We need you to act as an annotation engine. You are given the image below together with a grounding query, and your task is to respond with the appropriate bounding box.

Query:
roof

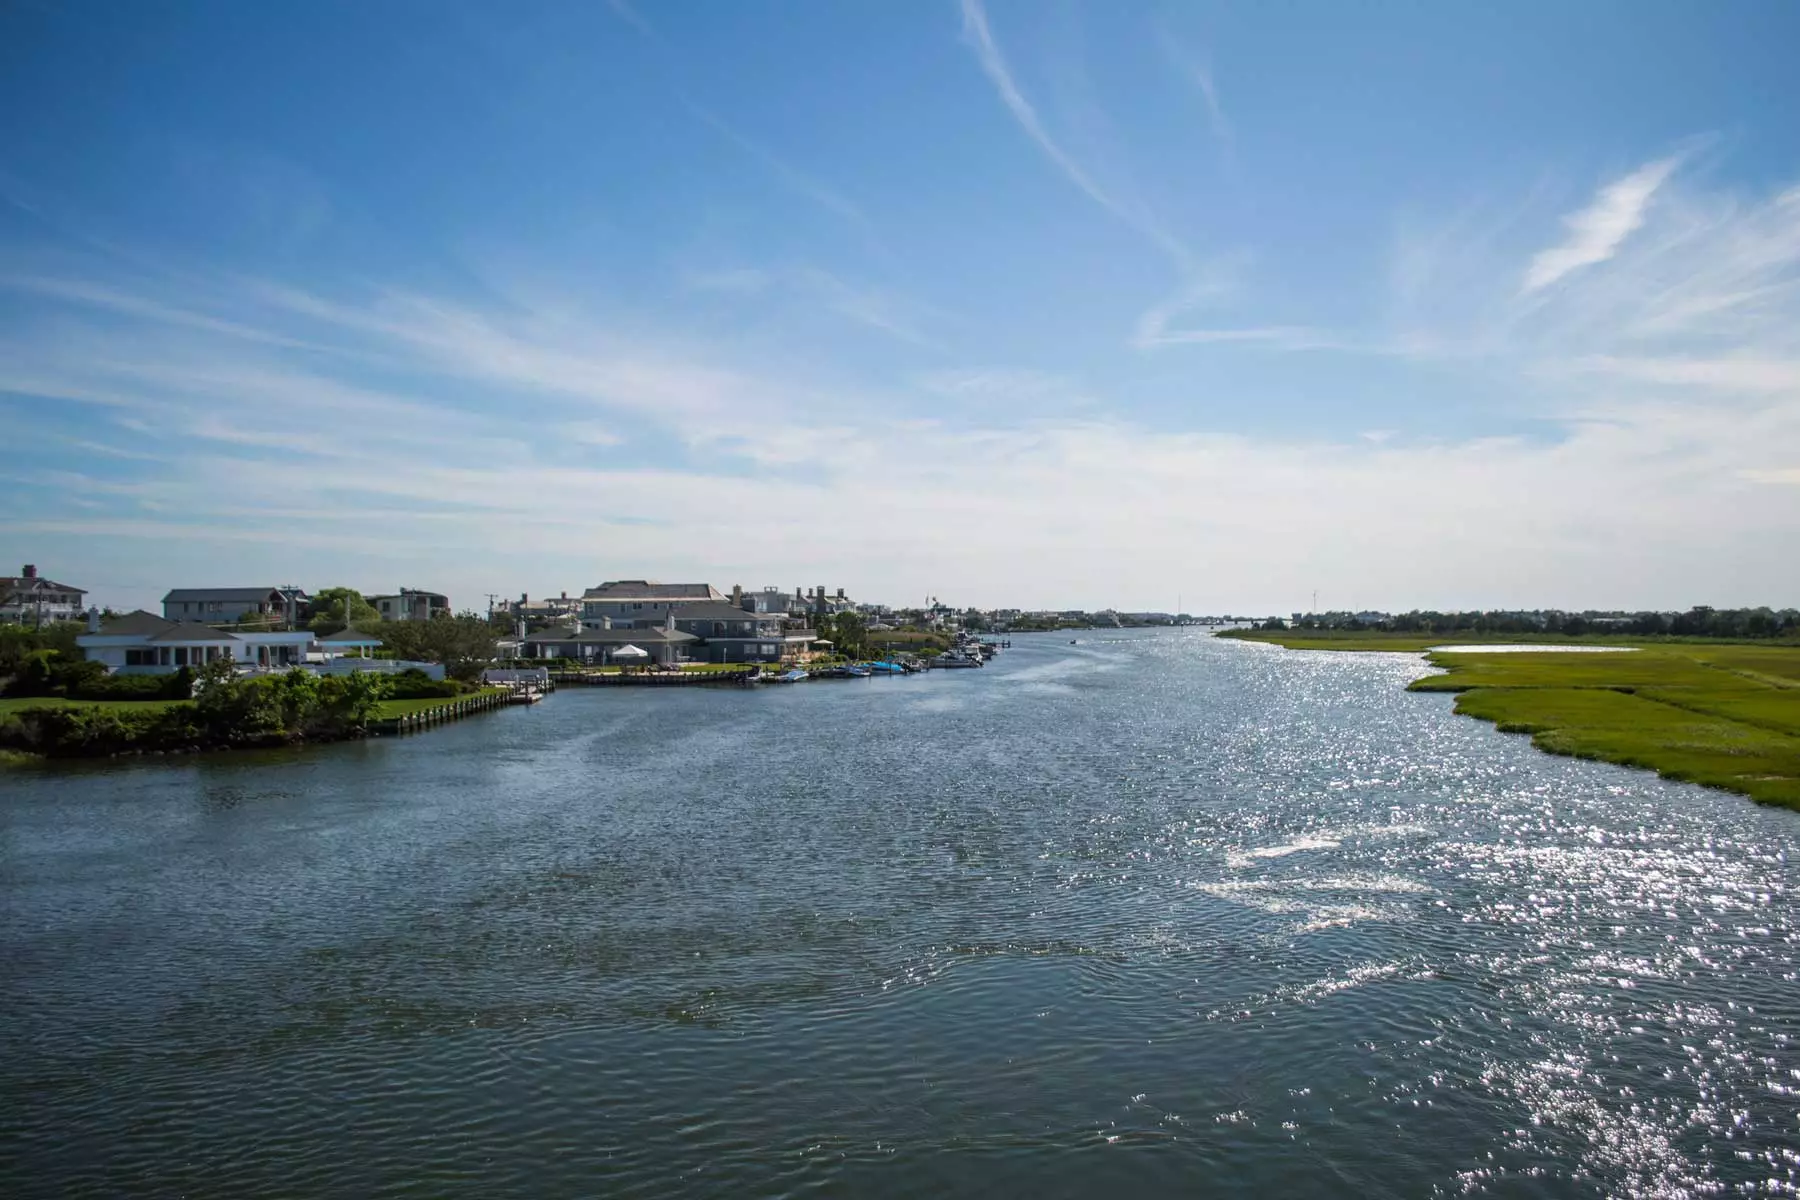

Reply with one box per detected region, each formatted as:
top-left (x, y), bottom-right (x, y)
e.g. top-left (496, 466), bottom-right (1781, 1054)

top-left (523, 626), bottom-right (698, 645)
top-left (148, 622), bottom-right (245, 644)
top-left (86, 610), bottom-right (175, 638)
top-left (162, 587), bottom-right (291, 604)
top-left (319, 627), bottom-right (385, 643)
top-left (0, 576), bottom-right (84, 594)
top-left (579, 580), bottom-right (725, 602)
top-left (669, 602), bottom-right (779, 622)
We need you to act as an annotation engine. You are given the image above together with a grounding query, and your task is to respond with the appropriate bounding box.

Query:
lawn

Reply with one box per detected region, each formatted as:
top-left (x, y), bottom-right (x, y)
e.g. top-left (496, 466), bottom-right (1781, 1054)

top-left (373, 688), bottom-right (507, 720)
top-left (1220, 633), bottom-right (1800, 810)
top-left (0, 696), bottom-right (187, 715)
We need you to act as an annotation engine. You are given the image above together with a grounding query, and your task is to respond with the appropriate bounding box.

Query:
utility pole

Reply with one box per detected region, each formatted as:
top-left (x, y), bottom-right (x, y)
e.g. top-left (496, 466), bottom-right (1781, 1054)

top-left (486, 592), bottom-right (501, 618)
top-left (1312, 589), bottom-right (1318, 615)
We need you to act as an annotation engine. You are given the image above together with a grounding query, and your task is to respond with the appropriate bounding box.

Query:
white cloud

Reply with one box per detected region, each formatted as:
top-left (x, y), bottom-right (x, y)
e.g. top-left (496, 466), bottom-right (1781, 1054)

top-left (958, 0), bottom-right (1188, 265)
top-left (1522, 156), bottom-right (1680, 293)
top-left (6, 153), bottom-right (1800, 614)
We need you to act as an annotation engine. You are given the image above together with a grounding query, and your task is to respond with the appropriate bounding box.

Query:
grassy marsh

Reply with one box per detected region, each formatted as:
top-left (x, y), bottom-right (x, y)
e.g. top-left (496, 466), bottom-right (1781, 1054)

top-left (1221, 630), bottom-right (1800, 809)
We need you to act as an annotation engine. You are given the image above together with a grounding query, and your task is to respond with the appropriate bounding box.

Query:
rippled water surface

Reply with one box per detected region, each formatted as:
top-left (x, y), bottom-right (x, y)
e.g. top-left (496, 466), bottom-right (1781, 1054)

top-left (4, 631), bottom-right (1797, 1198)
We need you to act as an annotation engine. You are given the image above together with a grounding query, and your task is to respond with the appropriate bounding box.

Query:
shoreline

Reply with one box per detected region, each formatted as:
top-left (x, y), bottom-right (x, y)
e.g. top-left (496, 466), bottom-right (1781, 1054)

top-left (1220, 630), bottom-right (1800, 811)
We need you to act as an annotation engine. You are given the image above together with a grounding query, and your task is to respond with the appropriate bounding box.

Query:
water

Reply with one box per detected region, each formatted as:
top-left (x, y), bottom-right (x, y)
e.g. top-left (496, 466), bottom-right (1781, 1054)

top-left (3, 631), bottom-right (1796, 1198)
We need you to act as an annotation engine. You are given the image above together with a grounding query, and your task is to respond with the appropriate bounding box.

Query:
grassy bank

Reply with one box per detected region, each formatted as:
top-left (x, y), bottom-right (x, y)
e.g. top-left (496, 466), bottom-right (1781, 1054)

top-left (374, 688), bottom-right (506, 720)
top-left (1217, 628), bottom-right (1657, 652)
top-left (0, 696), bottom-right (188, 715)
top-left (1219, 631), bottom-right (1800, 809)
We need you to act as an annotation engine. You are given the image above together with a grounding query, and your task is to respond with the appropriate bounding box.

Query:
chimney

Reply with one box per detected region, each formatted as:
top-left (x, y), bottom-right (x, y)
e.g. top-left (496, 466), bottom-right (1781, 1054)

top-left (664, 608), bottom-right (676, 633)
top-left (516, 619), bottom-right (526, 641)
top-left (601, 615), bottom-right (612, 630)
top-left (837, 587), bottom-right (846, 600)
top-left (731, 583), bottom-right (743, 608)
top-left (86, 607), bottom-right (100, 634)
top-left (22, 564), bottom-right (36, 579)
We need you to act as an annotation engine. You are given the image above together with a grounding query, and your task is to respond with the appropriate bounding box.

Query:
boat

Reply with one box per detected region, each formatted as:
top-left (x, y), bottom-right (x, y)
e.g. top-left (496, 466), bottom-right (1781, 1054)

top-left (506, 688), bottom-right (544, 705)
top-left (930, 651), bottom-right (983, 668)
top-left (821, 664), bottom-right (872, 678)
top-left (766, 668), bottom-right (809, 683)
top-left (866, 661), bottom-right (909, 674)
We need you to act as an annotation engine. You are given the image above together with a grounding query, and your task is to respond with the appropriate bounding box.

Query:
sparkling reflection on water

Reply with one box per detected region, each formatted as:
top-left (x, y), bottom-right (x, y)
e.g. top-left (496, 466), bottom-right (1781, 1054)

top-left (2, 631), bottom-right (1796, 1198)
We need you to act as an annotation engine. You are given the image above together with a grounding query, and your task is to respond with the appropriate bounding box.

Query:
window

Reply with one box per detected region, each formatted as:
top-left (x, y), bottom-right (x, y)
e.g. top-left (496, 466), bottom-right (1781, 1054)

top-left (125, 649), bottom-right (155, 666)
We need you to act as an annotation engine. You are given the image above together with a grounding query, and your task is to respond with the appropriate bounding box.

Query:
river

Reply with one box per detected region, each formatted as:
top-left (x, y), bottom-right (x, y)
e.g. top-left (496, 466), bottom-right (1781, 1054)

top-left (3, 630), bottom-right (1796, 1197)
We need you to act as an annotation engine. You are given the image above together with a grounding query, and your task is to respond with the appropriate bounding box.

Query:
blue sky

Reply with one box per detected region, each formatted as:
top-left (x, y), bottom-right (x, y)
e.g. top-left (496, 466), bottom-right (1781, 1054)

top-left (3, 0), bottom-right (1798, 614)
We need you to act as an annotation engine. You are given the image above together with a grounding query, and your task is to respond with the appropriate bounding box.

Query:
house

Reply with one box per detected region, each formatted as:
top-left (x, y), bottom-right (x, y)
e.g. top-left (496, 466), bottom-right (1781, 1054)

top-left (579, 580), bottom-right (726, 627)
top-left (367, 589), bottom-right (449, 622)
top-left (504, 591), bottom-right (582, 626)
top-left (0, 565), bottom-right (87, 625)
top-left (666, 602), bottom-right (817, 663)
top-left (735, 586), bottom-right (800, 615)
top-left (162, 586), bottom-right (308, 627)
top-left (520, 623), bottom-right (698, 666)
top-left (77, 610), bottom-right (314, 673)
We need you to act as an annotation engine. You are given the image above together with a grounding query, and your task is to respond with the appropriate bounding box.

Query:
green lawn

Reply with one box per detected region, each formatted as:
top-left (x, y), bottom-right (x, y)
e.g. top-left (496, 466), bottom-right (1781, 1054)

top-left (0, 696), bottom-right (187, 715)
top-left (1222, 632), bottom-right (1800, 810)
top-left (373, 688), bottom-right (506, 719)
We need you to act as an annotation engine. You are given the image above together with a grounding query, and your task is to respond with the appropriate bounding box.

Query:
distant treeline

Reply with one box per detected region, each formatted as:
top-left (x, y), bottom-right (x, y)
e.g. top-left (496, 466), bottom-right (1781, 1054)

top-left (1288, 607), bottom-right (1800, 639)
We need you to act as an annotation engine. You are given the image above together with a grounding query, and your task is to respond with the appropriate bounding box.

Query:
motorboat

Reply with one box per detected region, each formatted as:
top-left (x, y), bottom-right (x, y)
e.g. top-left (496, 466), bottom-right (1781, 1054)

top-left (930, 651), bottom-right (983, 668)
top-left (766, 668), bottom-right (809, 683)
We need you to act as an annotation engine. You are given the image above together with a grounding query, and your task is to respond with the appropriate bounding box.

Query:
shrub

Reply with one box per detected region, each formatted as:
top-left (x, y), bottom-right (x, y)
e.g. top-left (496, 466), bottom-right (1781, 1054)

top-left (383, 668), bottom-right (462, 700)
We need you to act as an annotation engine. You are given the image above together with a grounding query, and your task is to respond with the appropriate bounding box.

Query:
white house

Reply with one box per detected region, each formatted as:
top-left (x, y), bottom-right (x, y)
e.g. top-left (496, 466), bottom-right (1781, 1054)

top-left (1, 565), bottom-right (86, 625)
top-left (80, 611), bottom-right (321, 674)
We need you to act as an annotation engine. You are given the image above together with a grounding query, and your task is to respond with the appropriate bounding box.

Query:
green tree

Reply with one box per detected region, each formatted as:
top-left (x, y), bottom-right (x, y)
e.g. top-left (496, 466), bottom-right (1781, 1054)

top-left (376, 611), bottom-right (497, 681)
top-left (308, 587), bottom-right (381, 635)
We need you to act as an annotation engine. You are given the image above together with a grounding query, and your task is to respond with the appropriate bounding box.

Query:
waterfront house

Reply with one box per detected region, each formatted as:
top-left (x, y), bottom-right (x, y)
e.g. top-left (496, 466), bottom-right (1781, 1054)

top-left (162, 586), bottom-right (308, 627)
top-left (81, 610), bottom-right (325, 673)
top-left (521, 623), bottom-right (697, 666)
top-left (666, 602), bottom-right (817, 663)
top-left (579, 580), bottom-right (726, 627)
top-left (367, 588), bottom-right (450, 622)
top-left (0, 565), bottom-right (86, 625)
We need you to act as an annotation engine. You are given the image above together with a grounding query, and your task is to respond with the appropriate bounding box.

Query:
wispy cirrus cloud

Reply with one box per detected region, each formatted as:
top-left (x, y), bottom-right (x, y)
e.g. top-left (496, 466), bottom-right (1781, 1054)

top-left (958, 0), bottom-right (1189, 266)
top-left (1522, 156), bottom-right (1681, 293)
top-left (1155, 24), bottom-right (1233, 154)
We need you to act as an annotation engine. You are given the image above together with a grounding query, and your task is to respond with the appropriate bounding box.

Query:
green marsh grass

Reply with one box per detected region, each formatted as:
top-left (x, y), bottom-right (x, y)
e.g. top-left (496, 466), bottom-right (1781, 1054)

top-left (1222, 631), bottom-right (1800, 809)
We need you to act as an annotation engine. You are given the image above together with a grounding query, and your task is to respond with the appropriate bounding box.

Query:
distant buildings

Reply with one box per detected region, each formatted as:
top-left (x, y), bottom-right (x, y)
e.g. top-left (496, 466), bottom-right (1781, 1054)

top-left (162, 587), bottom-right (308, 627)
top-left (504, 592), bottom-right (582, 626)
top-left (368, 589), bottom-right (450, 622)
top-left (0, 564), bottom-right (85, 625)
